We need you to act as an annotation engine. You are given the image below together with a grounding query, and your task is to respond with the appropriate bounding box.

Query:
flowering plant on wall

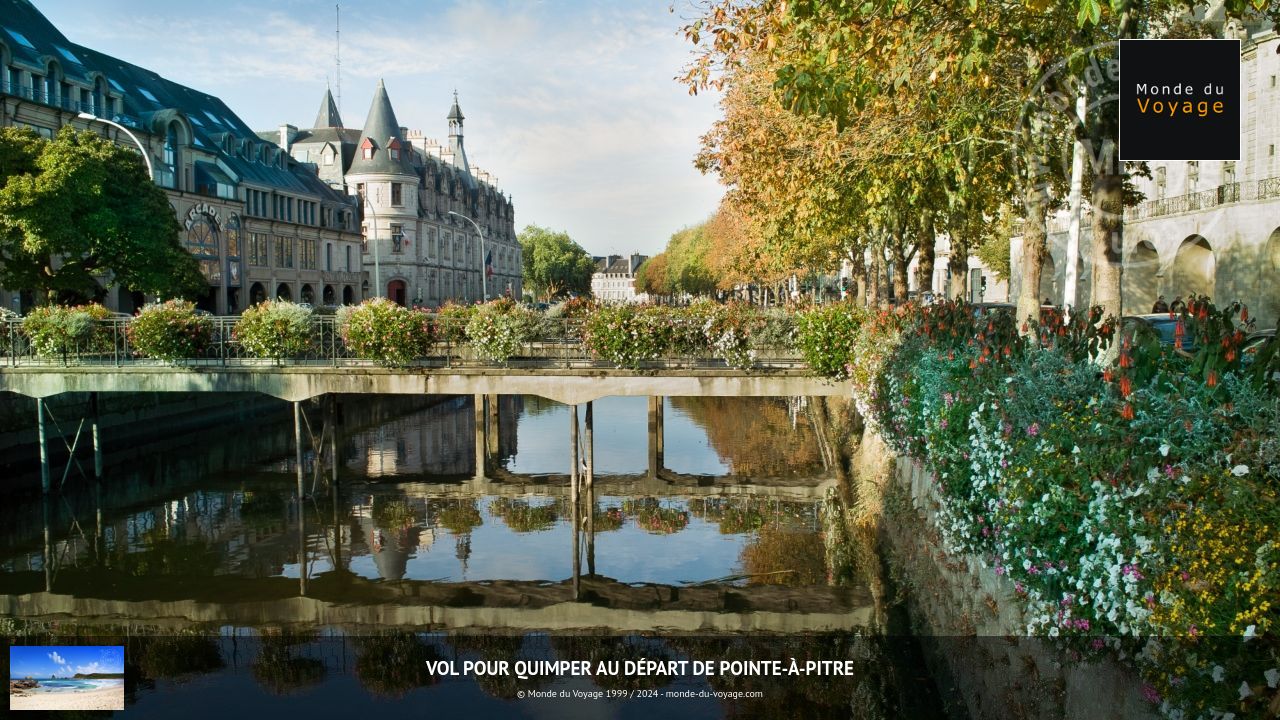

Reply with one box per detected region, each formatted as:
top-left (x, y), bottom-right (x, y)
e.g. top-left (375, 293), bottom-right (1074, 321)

top-left (127, 300), bottom-right (213, 362)
top-left (464, 297), bottom-right (538, 363)
top-left (21, 303), bottom-right (113, 360)
top-left (232, 300), bottom-right (313, 362)
top-left (336, 298), bottom-right (432, 367)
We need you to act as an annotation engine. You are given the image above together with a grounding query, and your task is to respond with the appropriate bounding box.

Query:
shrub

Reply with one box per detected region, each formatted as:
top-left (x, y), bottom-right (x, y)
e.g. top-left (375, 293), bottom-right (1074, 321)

top-left (464, 298), bottom-right (538, 363)
top-left (750, 308), bottom-right (797, 353)
top-left (582, 304), bottom-right (671, 369)
top-left (700, 301), bottom-right (764, 369)
top-left (21, 303), bottom-right (113, 360)
top-left (126, 300), bottom-right (214, 362)
top-left (0, 307), bottom-right (16, 354)
top-left (435, 301), bottom-right (475, 344)
top-left (336, 298), bottom-right (433, 367)
top-left (233, 300), bottom-right (313, 361)
top-left (794, 302), bottom-right (867, 378)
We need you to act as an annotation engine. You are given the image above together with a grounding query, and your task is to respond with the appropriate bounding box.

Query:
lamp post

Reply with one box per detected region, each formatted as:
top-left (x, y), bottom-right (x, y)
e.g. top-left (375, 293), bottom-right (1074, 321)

top-left (77, 112), bottom-right (153, 180)
top-left (448, 211), bottom-right (487, 302)
top-left (362, 188), bottom-right (382, 298)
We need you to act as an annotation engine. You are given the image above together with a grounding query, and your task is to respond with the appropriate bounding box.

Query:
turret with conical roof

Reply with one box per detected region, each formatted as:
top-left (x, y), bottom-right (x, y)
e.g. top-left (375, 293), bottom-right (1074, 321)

top-left (447, 91), bottom-right (474, 189)
top-left (349, 79), bottom-right (412, 176)
top-left (314, 87), bottom-right (343, 129)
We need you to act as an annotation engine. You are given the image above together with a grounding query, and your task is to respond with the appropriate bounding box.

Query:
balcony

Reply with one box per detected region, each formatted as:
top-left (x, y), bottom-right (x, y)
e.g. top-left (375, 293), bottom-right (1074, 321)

top-left (1126, 177), bottom-right (1280, 221)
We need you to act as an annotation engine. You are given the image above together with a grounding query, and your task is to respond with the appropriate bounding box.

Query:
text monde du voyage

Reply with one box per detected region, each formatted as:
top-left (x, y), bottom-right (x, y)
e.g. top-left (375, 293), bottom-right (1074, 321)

top-left (1133, 82), bottom-right (1229, 118)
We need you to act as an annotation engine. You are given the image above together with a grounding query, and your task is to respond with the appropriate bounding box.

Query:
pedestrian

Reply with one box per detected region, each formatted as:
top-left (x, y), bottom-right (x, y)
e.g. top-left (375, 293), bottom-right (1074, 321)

top-left (1169, 296), bottom-right (1186, 313)
top-left (1151, 295), bottom-right (1168, 313)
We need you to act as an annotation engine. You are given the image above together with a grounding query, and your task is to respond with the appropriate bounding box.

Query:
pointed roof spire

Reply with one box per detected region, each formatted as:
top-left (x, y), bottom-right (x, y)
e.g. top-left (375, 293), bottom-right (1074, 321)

top-left (314, 87), bottom-right (343, 129)
top-left (448, 89), bottom-right (464, 122)
top-left (350, 79), bottom-right (411, 175)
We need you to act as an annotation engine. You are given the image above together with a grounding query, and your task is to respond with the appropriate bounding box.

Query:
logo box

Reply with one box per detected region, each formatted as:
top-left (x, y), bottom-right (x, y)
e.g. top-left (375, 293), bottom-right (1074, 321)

top-left (1119, 38), bottom-right (1241, 161)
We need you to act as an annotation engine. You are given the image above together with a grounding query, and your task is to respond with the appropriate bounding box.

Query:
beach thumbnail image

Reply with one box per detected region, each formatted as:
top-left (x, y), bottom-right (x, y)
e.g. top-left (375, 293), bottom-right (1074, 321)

top-left (9, 645), bottom-right (125, 711)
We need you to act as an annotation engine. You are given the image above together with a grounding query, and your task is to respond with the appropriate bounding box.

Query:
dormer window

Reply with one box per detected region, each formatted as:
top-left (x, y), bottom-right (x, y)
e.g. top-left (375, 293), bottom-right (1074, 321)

top-left (388, 137), bottom-right (402, 161)
top-left (360, 137), bottom-right (375, 160)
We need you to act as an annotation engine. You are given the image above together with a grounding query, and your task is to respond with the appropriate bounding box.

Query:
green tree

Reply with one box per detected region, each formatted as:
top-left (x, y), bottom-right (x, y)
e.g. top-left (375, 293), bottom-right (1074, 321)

top-left (634, 253), bottom-right (671, 297)
top-left (0, 127), bottom-right (205, 304)
top-left (518, 224), bottom-right (595, 301)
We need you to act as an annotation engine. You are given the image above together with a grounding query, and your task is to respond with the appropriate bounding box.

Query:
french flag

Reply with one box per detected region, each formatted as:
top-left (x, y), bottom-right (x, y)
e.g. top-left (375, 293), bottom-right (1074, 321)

top-left (484, 250), bottom-right (494, 277)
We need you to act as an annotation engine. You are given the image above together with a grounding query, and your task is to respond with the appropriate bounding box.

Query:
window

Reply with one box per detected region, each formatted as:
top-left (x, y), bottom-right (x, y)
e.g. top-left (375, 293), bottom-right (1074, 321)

top-left (1155, 166), bottom-right (1166, 199)
top-left (1223, 161), bottom-right (1236, 185)
top-left (164, 124), bottom-right (178, 169)
top-left (248, 233), bottom-right (269, 266)
top-left (107, 78), bottom-right (124, 93)
top-left (391, 224), bottom-right (404, 253)
top-left (323, 148), bottom-right (334, 165)
top-left (138, 86), bottom-right (158, 103)
top-left (185, 215), bottom-right (219, 259)
top-left (5, 28), bottom-right (36, 49)
top-left (54, 46), bottom-right (81, 64)
top-left (226, 216), bottom-right (241, 257)
top-left (391, 182), bottom-right (403, 206)
top-left (300, 240), bottom-right (316, 269)
top-left (275, 236), bottom-right (294, 268)
top-left (345, 245), bottom-right (353, 271)
top-left (326, 243), bottom-right (333, 272)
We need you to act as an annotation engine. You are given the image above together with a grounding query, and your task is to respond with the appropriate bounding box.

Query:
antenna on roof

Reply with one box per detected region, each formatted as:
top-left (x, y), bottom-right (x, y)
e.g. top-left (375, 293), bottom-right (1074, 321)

top-left (335, 3), bottom-right (342, 117)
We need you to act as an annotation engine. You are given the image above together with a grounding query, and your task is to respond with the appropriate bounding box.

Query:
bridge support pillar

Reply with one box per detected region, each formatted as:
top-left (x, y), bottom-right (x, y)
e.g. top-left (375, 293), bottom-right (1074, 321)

top-left (293, 400), bottom-right (304, 499)
top-left (584, 401), bottom-right (594, 489)
top-left (648, 396), bottom-right (664, 480)
top-left (36, 397), bottom-right (49, 493)
top-left (570, 404), bottom-right (579, 489)
top-left (474, 394), bottom-right (486, 479)
top-left (90, 392), bottom-right (103, 481)
top-left (487, 394), bottom-right (499, 456)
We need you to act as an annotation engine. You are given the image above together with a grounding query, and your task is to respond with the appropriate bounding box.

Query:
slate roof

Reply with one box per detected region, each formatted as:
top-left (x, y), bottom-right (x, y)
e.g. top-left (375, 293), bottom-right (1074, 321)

top-left (347, 79), bottom-right (412, 176)
top-left (314, 87), bottom-right (342, 129)
top-left (0, 0), bottom-right (351, 205)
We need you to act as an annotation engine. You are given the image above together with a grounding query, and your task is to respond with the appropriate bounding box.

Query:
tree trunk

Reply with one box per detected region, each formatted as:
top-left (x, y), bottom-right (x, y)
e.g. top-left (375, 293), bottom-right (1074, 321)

top-left (1091, 173), bottom-right (1124, 321)
top-left (948, 230), bottom-right (969, 301)
top-left (917, 215), bottom-right (936, 297)
top-left (867, 253), bottom-right (882, 307)
top-left (1018, 185), bottom-right (1049, 334)
top-left (889, 242), bottom-right (910, 305)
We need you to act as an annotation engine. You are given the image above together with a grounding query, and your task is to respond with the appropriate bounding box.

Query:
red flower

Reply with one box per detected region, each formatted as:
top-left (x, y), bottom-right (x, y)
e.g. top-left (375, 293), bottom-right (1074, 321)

top-left (1206, 371), bottom-right (1218, 388)
top-left (1119, 376), bottom-right (1132, 397)
top-left (1102, 369), bottom-right (1114, 383)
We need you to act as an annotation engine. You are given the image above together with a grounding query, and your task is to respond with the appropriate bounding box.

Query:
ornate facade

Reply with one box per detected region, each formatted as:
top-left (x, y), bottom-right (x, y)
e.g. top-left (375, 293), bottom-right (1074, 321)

top-left (0, 0), bottom-right (366, 314)
top-left (277, 83), bottom-right (519, 306)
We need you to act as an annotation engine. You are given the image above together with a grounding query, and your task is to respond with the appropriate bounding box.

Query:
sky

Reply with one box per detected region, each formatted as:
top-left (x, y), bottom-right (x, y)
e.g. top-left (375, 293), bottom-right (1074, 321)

top-left (35, 0), bottom-right (726, 257)
top-left (9, 646), bottom-right (124, 678)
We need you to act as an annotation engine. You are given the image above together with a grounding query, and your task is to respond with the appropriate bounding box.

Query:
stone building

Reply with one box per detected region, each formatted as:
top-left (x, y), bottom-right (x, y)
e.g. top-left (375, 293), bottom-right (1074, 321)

top-left (1010, 21), bottom-right (1280, 327)
top-left (591, 254), bottom-right (648, 303)
top-left (275, 83), bottom-right (519, 306)
top-left (0, 0), bottom-right (365, 314)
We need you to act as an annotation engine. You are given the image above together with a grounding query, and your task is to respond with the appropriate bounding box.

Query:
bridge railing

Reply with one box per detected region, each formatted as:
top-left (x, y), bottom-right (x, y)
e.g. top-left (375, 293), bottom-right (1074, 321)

top-left (0, 316), bottom-right (805, 370)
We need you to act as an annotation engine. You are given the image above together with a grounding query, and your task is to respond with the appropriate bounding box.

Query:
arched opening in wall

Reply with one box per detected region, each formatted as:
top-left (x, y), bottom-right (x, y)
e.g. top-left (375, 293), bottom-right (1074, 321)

top-left (1171, 235), bottom-right (1216, 302)
top-left (1264, 228), bottom-right (1280, 319)
top-left (387, 279), bottom-right (407, 307)
top-left (1037, 253), bottom-right (1059, 305)
top-left (323, 285), bottom-right (336, 305)
top-left (1123, 240), bottom-right (1160, 313)
top-left (342, 286), bottom-right (354, 305)
top-left (227, 288), bottom-right (240, 314)
top-left (300, 284), bottom-right (315, 305)
top-left (276, 283), bottom-right (293, 301)
top-left (249, 282), bottom-right (266, 306)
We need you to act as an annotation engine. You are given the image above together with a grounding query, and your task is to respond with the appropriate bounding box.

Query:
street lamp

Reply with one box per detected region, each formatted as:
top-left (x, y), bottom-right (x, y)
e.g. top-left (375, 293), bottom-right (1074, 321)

top-left (448, 210), bottom-right (487, 302)
top-left (77, 112), bottom-right (153, 180)
top-left (362, 188), bottom-right (382, 298)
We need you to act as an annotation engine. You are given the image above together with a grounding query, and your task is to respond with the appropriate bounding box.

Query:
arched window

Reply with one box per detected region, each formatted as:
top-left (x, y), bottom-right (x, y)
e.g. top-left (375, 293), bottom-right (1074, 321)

top-left (164, 123), bottom-right (178, 170)
top-left (93, 77), bottom-right (107, 116)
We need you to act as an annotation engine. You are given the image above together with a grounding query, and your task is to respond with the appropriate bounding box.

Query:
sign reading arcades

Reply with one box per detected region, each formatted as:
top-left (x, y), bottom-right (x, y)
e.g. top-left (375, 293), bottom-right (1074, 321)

top-left (1119, 38), bottom-right (1240, 161)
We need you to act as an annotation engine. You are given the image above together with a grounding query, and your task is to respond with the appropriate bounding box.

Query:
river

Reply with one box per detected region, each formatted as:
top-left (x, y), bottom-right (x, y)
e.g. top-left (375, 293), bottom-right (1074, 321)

top-left (0, 394), bottom-right (951, 718)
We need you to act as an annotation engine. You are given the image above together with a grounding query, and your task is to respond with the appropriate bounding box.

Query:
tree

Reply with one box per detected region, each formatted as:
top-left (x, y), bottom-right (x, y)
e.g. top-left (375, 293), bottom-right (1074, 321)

top-left (634, 253), bottom-right (671, 297)
top-left (0, 127), bottom-right (206, 304)
top-left (518, 224), bottom-right (594, 301)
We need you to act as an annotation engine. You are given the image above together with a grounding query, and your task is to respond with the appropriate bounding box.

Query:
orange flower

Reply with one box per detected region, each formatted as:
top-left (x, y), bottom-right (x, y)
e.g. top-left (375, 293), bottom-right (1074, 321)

top-left (1119, 376), bottom-right (1132, 397)
top-left (1120, 403), bottom-right (1135, 420)
top-left (1206, 371), bottom-right (1218, 388)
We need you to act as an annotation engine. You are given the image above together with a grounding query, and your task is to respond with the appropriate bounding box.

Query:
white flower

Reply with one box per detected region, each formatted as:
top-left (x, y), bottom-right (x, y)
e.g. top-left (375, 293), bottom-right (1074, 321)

top-left (1238, 681), bottom-right (1252, 700)
top-left (1265, 668), bottom-right (1279, 689)
top-left (1243, 624), bottom-right (1257, 641)
top-left (1159, 444), bottom-right (1170, 457)
top-left (1231, 465), bottom-right (1250, 476)
top-left (1212, 665), bottom-right (1225, 683)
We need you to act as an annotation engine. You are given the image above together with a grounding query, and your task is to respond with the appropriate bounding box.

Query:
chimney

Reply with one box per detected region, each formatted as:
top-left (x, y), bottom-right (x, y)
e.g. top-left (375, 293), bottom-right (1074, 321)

top-left (630, 254), bottom-right (646, 274)
top-left (279, 124), bottom-right (298, 152)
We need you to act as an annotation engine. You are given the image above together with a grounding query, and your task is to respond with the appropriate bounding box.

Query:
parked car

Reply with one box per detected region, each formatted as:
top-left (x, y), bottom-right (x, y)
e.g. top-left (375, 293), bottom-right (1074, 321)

top-left (1122, 313), bottom-right (1195, 352)
top-left (971, 302), bottom-right (1015, 317)
top-left (1242, 328), bottom-right (1275, 364)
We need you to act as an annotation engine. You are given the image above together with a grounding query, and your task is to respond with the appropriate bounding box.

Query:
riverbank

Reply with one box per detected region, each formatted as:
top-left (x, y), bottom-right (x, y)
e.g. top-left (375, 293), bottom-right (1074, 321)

top-left (9, 683), bottom-right (124, 711)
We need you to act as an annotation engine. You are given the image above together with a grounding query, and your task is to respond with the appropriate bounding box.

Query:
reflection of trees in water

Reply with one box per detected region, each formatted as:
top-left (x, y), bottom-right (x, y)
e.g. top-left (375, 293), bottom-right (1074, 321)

top-left (669, 397), bottom-right (824, 477)
top-left (739, 526), bottom-right (826, 586)
top-left (669, 635), bottom-right (895, 720)
top-left (549, 636), bottom-right (675, 692)
top-left (687, 497), bottom-right (818, 535)
top-left (622, 498), bottom-right (689, 535)
top-left (591, 504), bottom-right (624, 532)
top-left (452, 634), bottom-right (554, 700)
top-left (111, 534), bottom-right (223, 578)
top-left (488, 497), bottom-right (559, 533)
top-left (354, 632), bottom-right (441, 698)
top-left (371, 496), bottom-right (419, 529)
top-left (136, 633), bottom-right (224, 679)
top-left (251, 630), bottom-right (325, 695)
top-left (429, 498), bottom-right (483, 535)
top-left (519, 395), bottom-right (561, 418)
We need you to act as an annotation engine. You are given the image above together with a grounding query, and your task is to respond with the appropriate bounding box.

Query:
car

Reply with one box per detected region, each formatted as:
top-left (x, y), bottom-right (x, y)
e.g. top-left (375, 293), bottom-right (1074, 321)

top-left (1242, 328), bottom-right (1275, 364)
top-left (971, 302), bottom-right (1015, 317)
top-left (1121, 313), bottom-right (1196, 352)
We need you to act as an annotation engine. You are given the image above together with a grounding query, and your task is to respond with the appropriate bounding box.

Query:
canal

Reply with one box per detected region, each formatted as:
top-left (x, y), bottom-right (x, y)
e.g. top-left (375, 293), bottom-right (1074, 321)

top-left (0, 394), bottom-right (952, 718)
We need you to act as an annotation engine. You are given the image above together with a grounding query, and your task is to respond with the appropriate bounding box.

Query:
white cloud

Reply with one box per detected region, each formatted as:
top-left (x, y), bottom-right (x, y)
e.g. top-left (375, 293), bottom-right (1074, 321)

top-left (74, 662), bottom-right (109, 675)
top-left (48, 651), bottom-right (65, 665)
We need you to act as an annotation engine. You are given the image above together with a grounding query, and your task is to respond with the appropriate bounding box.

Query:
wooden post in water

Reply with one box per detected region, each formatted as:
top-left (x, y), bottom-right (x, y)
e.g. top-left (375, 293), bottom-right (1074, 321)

top-left (487, 393), bottom-right (499, 456)
top-left (36, 398), bottom-right (50, 493)
top-left (570, 404), bottom-right (579, 489)
top-left (90, 392), bottom-right (103, 480)
top-left (473, 394), bottom-right (485, 479)
top-left (586, 479), bottom-right (595, 576)
top-left (647, 396), bottom-right (660, 480)
top-left (584, 401), bottom-right (594, 488)
top-left (293, 401), bottom-right (305, 500)
top-left (42, 493), bottom-right (52, 592)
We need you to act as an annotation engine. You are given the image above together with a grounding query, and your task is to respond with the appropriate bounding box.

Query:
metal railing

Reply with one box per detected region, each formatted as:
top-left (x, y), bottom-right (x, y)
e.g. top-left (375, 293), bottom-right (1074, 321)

top-left (1125, 176), bottom-right (1280, 221)
top-left (0, 316), bottom-right (805, 371)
